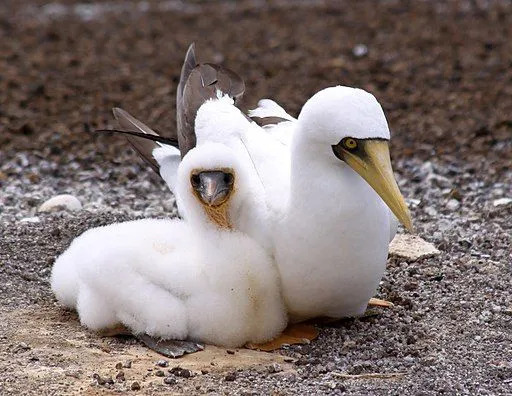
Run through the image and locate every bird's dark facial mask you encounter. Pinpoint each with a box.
[332,137,413,232]
[190,170,235,207]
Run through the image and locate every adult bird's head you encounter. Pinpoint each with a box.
[298,86,413,232]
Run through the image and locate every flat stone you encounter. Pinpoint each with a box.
[19,217,40,224]
[38,194,82,212]
[493,198,512,207]
[389,234,440,261]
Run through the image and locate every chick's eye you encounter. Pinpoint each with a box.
[342,137,358,150]
[191,174,200,187]
[224,173,234,185]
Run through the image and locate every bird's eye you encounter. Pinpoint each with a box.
[342,137,358,150]
[223,173,234,185]
[190,174,200,187]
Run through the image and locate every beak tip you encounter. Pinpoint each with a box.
[403,215,414,233]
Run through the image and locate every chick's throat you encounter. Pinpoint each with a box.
[202,200,232,229]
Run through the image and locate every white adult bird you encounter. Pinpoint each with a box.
[51,143,287,356]
[249,87,412,320]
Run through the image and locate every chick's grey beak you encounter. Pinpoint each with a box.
[192,171,234,207]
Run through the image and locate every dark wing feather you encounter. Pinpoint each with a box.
[251,116,291,127]
[110,108,177,173]
[176,44,246,158]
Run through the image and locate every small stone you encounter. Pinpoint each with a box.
[474,335,481,341]
[155,370,165,377]
[226,349,235,355]
[424,206,438,217]
[156,359,168,367]
[170,367,193,378]
[446,199,460,210]
[92,373,105,385]
[115,371,125,382]
[164,377,177,385]
[38,194,82,212]
[352,44,368,57]
[201,369,209,375]
[267,363,282,373]
[224,372,237,381]
[389,234,440,261]
[131,381,141,391]
[93,373,113,386]
[491,305,502,314]
[122,360,132,368]
[19,217,40,224]
[115,362,123,370]
[493,197,512,207]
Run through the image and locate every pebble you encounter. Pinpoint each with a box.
[493,197,512,207]
[130,381,141,391]
[169,366,193,378]
[446,199,460,211]
[352,44,368,57]
[164,377,177,385]
[93,373,114,386]
[115,371,125,382]
[424,206,438,217]
[155,370,165,377]
[389,234,441,261]
[224,372,237,381]
[19,217,41,224]
[156,359,169,367]
[491,305,501,314]
[267,363,282,373]
[123,360,132,368]
[38,194,82,212]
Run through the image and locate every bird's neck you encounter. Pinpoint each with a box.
[203,202,232,230]
[288,138,376,217]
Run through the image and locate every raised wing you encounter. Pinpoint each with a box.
[176,43,245,157]
[95,108,178,173]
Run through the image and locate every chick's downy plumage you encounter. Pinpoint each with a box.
[51,143,286,347]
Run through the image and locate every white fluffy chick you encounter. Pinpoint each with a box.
[51,143,286,348]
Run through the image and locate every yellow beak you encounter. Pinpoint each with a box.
[342,140,413,232]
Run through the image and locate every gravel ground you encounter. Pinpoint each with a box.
[1,0,511,395]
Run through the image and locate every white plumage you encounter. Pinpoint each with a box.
[51,143,287,347]
[249,86,410,321]
[158,86,411,323]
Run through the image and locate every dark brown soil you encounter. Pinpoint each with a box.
[1,1,511,395]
